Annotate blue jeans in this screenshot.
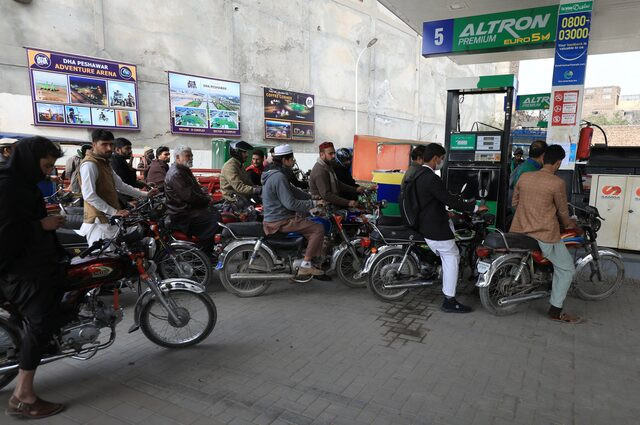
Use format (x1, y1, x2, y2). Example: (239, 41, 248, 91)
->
(537, 241, 575, 308)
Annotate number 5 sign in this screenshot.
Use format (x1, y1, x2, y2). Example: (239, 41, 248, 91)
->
(422, 19, 454, 56)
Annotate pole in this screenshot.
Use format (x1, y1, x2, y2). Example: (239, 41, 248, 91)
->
(354, 47, 367, 136)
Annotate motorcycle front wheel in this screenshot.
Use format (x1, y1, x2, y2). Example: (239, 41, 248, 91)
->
(0, 318, 20, 390)
(335, 245, 367, 288)
(140, 289, 216, 348)
(157, 245, 212, 287)
(219, 245, 273, 297)
(574, 252, 625, 301)
(367, 249, 417, 302)
(479, 258, 531, 316)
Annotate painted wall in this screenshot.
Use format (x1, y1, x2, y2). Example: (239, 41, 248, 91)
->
(0, 0, 502, 170)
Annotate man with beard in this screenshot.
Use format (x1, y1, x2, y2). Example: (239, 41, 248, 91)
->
(146, 146, 171, 189)
(245, 149, 264, 186)
(164, 145, 219, 252)
(0, 137, 66, 418)
(309, 141, 361, 207)
(79, 129, 155, 249)
(110, 137, 148, 205)
(220, 140, 261, 203)
(0, 138, 17, 168)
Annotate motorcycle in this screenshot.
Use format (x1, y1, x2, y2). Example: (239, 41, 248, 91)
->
(474, 204, 625, 315)
(0, 216, 217, 390)
(360, 211, 494, 302)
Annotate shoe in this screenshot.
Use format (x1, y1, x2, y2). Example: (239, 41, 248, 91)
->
(297, 266, 324, 276)
(441, 297, 473, 313)
(6, 396, 64, 419)
(548, 307, 582, 324)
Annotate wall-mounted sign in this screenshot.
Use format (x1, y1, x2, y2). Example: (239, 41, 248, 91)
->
(422, 5, 558, 57)
(516, 93, 551, 110)
(26, 48, 139, 130)
(263, 88, 314, 141)
(168, 71, 240, 136)
(550, 90, 579, 126)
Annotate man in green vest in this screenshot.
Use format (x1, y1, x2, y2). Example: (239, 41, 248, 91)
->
(78, 129, 155, 249)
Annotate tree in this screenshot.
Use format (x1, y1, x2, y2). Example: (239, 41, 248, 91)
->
(583, 111, 629, 126)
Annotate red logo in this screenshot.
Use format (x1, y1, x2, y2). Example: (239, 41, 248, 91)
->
(602, 186, 622, 196)
(636, 187, 640, 197)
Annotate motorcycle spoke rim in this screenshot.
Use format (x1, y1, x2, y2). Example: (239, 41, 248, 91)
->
(226, 250, 269, 291)
(371, 255, 412, 296)
(160, 250, 208, 283)
(576, 256, 622, 295)
(145, 293, 209, 344)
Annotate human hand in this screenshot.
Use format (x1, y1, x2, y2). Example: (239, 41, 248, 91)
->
(114, 209, 130, 217)
(315, 200, 327, 208)
(356, 186, 365, 194)
(477, 205, 489, 213)
(348, 200, 358, 208)
(146, 187, 159, 197)
(41, 215, 65, 230)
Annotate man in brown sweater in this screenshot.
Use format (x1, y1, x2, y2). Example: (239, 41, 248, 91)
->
(309, 142, 361, 207)
(511, 145, 581, 323)
(146, 146, 170, 189)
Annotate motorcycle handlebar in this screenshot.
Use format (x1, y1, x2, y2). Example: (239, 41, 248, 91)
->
(78, 240, 105, 258)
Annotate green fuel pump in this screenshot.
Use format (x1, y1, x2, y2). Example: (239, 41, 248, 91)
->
(442, 74, 516, 229)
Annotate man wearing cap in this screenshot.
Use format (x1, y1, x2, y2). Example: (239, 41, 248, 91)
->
(310, 142, 361, 208)
(220, 140, 261, 203)
(262, 144, 325, 276)
(0, 139, 17, 168)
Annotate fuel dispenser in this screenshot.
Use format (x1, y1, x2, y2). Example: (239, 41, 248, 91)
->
(442, 75, 516, 229)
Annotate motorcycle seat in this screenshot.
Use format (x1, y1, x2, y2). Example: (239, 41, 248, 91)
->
(265, 236, 306, 250)
(224, 222, 265, 238)
(371, 225, 424, 242)
(484, 232, 540, 251)
(56, 228, 87, 245)
(376, 215, 404, 226)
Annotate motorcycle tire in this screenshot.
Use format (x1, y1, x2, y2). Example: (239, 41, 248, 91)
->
(156, 246, 212, 288)
(573, 252, 625, 301)
(219, 245, 273, 297)
(139, 289, 216, 348)
(0, 317, 20, 390)
(335, 245, 367, 289)
(367, 249, 417, 302)
(478, 258, 531, 316)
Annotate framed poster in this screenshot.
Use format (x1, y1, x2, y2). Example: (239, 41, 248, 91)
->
(264, 87, 314, 141)
(168, 71, 241, 136)
(26, 48, 139, 130)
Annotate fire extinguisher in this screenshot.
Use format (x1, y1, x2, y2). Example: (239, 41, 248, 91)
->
(577, 121, 607, 161)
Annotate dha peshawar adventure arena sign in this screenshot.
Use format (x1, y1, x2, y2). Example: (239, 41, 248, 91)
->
(422, 5, 559, 56)
(26, 48, 139, 130)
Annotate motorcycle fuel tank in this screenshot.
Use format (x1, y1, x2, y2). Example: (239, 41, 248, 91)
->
(65, 255, 125, 289)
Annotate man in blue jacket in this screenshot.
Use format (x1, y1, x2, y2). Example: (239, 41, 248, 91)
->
(262, 144, 325, 277)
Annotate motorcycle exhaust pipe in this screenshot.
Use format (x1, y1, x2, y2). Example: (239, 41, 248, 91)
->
(382, 280, 436, 289)
(230, 273, 296, 280)
(497, 291, 549, 306)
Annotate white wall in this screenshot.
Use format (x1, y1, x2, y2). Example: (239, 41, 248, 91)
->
(0, 0, 503, 170)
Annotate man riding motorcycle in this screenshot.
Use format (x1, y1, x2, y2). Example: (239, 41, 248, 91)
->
(262, 144, 326, 277)
(220, 140, 261, 203)
(310, 142, 362, 208)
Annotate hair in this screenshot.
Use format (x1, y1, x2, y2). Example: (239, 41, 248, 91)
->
(114, 137, 132, 149)
(543, 144, 566, 165)
(529, 140, 547, 159)
(318, 141, 334, 152)
(253, 150, 265, 159)
(272, 153, 294, 166)
(80, 144, 92, 155)
(174, 145, 192, 158)
(423, 143, 446, 162)
(30, 136, 64, 160)
(269, 147, 275, 154)
(156, 146, 170, 157)
(411, 145, 426, 161)
(91, 129, 115, 143)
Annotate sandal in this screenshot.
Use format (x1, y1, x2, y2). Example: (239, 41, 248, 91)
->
(549, 312, 582, 324)
(6, 395, 64, 419)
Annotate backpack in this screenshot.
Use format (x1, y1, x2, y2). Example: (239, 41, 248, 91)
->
(400, 168, 428, 230)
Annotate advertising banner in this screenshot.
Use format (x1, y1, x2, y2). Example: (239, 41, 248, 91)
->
(168, 71, 240, 136)
(263, 88, 314, 141)
(26, 48, 139, 130)
(516, 93, 550, 110)
(422, 5, 558, 57)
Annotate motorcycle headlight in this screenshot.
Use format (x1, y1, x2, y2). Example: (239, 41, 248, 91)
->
(143, 237, 157, 259)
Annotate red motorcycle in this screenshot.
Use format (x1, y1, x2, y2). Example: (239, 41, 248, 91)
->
(0, 217, 217, 390)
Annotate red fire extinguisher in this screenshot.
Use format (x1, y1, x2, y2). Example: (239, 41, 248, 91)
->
(577, 121, 607, 161)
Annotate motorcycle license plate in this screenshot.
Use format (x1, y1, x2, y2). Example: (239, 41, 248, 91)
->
(476, 261, 491, 274)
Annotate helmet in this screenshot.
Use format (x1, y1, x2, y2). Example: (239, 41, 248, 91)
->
(335, 148, 352, 165)
(230, 140, 253, 160)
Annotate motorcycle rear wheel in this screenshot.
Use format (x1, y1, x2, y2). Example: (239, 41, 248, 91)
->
(157, 246, 212, 288)
(479, 258, 531, 316)
(336, 246, 367, 288)
(220, 245, 273, 297)
(140, 289, 216, 348)
(0, 318, 20, 390)
(367, 249, 417, 302)
(574, 253, 625, 301)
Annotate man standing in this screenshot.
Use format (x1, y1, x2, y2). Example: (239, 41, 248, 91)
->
(510, 140, 547, 190)
(401, 145, 426, 189)
(146, 146, 170, 189)
(64, 144, 91, 194)
(510, 147, 524, 172)
(246, 150, 265, 186)
(220, 140, 261, 202)
(164, 145, 219, 252)
(79, 129, 153, 248)
(111, 138, 147, 205)
(0, 138, 16, 167)
(310, 142, 361, 208)
(414, 143, 488, 313)
(0, 137, 66, 418)
(262, 144, 325, 276)
(511, 145, 581, 324)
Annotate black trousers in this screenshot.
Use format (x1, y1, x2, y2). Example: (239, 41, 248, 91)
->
(0, 271, 63, 370)
(172, 207, 220, 253)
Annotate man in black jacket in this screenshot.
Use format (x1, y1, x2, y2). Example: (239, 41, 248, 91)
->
(0, 137, 66, 418)
(110, 137, 147, 205)
(415, 143, 488, 313)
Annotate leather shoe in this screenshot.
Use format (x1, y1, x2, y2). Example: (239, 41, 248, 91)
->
(6, 395, 64, 419)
